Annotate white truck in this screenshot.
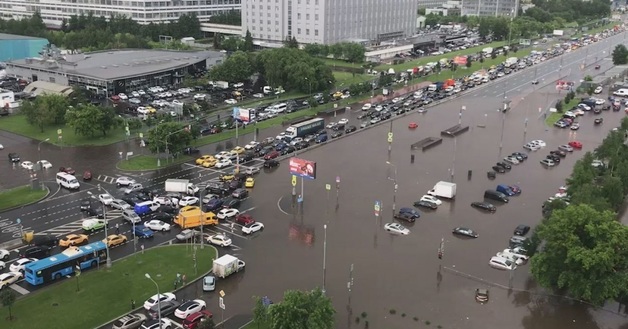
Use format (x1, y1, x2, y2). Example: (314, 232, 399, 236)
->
(427, 181, 457, 199)
(212, 254, 245, 278)
(505, 57, 518, 68)
(210, 81, 229, 89)
(165, 179, 199, 195)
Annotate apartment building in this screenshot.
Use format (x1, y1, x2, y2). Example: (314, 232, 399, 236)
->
(461, 0, 519, 17)
(0, 0, 242, 26)
(242, 0, 418, 45)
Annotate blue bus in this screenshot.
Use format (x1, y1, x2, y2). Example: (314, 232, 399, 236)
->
(24, 241, 107, 286)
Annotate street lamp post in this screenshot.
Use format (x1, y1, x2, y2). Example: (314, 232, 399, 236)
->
(87, 185, 112, 268)
(145, 273, 162, 326)
(322, 224, 327, 294)
(38, 138, 50, 163)
(386, 161, 398, 217)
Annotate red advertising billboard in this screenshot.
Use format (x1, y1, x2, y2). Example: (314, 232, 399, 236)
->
(453, 56, 467, 65)
(289, 157, 317, 179)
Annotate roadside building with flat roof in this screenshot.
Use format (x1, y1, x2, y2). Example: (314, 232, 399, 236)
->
(0, 33, 49, 62)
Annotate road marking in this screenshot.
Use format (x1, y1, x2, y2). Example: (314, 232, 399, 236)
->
(276, 196, 290, 215)
(10, 284, 30, 295)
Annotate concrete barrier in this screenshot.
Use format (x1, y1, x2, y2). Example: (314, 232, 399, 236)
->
(411, 137, 443, 151)
(440, 124, 470, 137)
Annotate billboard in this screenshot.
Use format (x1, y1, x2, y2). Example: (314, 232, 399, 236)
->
(453, 56, 467, 65)
(289, 157, 317, 179)
(232, 107, 253, 122)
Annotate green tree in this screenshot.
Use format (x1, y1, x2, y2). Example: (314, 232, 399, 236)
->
(64, 104, 101, 137)
(0, 288, 16, 320)
(213, 33, 223, 49)
(268, 288, 335, 329)
(465, 58, 472, 68)
(329, 43, 344, 59)
(220, 37, 243, 52)
(304, 43, 322, 57)
(243, 30, 254, 52)
(196, 318, 216, 329)
(344, 43, 365, 63)
(478, 18, 492, 38)
(252, 296, 271, 327)
(176, 13, 201, 39)
(20, 94, 68, 132)
(530, 204, 628, 305)
(612, 44, 628, 65)
(146, 122, 193, 157)
(209, 51, 253, 83)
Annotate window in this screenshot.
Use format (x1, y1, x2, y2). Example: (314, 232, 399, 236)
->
(315, 29, 318, 36)
(306, 29, 309, 35)
(306, 14, 309, 20)
(297, 28, 301, 34)
(315, 0, 318, 4)
(297, 13, 300, 19)
(315, 14, 318, 20)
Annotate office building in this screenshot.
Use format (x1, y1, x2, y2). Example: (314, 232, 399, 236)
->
(0, 0, 242, 26)
(242, 0, 418, 45)
(461, 0, 519, 17)
(418, 0, 449, 8)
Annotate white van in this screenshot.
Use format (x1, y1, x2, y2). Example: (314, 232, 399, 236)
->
(56, 172, 80, 190)
(272, 103, 287, 113)
(613, 88, 628, 97)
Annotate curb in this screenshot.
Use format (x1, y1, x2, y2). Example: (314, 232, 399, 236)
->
(96, 244, 219, 329)
(0, 184, 51, 213)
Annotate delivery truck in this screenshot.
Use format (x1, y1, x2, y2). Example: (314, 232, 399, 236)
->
(165, 179, 199, 195)
(174, 208, 218, 229)
(427, 181, 457, 199)
(22, 231, 59, 248)
(212, 254, 246, 278)
(285, 118, 325, 139)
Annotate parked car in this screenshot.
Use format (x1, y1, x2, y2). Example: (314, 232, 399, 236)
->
(452, 227, 479, 238)
(384, 223, 410, 235)
(471, 201, 496, 212)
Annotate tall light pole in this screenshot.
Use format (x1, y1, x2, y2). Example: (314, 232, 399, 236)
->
(498, 100, 510, 160)
(145, 273, 162, 326)
(322, 224, 327, 294)
(87, 185, 111, 268)
(38, 138, 50, 163)
(386, 161, 398, 217)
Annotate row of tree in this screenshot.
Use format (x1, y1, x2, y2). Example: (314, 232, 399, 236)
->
(0, 12, 201, 51)
(252, 288, 335, 329)
(530, 117, 628, 305)
(209, 48, 335, 93)
(303, 42, 366, 63)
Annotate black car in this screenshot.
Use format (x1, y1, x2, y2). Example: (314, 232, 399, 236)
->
(85, 207, 104, 219)
(331, 131, 343, 139)
(20, 245, 52, 259)
(413, 200, 438, 209)
(511, 152, 528, 161)
(228, 179, 243, 190)
(258, 146, 275, 157)
(546, 154, 561, 163)
(80, 199, 92, 211)
(221, 196, 241, 209)
(345, 125, 357, 133)
(281, 145, 296, 155)
(332, 123, 345, 131)
(183, 147, 200, 155)
(398, 207, 420, 218)
(496, 162, 511, 170)
(232, 188, 249, 199)
(157, 205, 178, 215)
(491, 165, 506, 173)
(471, 201, 496, 212)
(240, 152, 255, 163)
(121, 197, 141, 207)
(294, 141, 310, 150)
(147, 212, 174, 223)
(514, 224, 530, 236)
(264, 159, 280, 168)
(550, 150, 567, 158)
(393, 211, 416, 223)
(8, 153, 20, 162)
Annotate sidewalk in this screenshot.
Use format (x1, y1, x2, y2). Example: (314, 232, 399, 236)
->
(219, 314, 253, 329)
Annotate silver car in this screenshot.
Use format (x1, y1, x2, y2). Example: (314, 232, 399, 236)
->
(110, 199, 131, 210)
(112, 313, 147, 329)
(202, 275, 216, 292)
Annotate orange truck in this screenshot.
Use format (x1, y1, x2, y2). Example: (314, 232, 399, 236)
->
(174, 207, 218, 229)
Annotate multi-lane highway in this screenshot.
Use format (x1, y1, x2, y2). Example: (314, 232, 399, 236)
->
(1, 27, 627, 329)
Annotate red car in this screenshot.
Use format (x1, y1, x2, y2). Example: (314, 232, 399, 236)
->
(83, 170, 92, 181)
(183, 310, 213, 329)
(59, 167, 76, 175)
(408, 122, 418, 129)
(263, 150, 279, 160)
(235, 214, 255, 226)
(568, 141, 583, 149)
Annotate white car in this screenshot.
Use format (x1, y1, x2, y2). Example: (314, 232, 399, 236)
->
(594, 98, 605, 105)
(531, 140, 546, 147)
(392, 97, 401, 103)
(214, 159, 232, 169)
(523, 143, 540, 151)
(20, 161, 34, 170)
(118, 93, 128, 100)
(224, 99, 237, 104)
(338, 118, 349, 125)
(289, 137, 303, 146)
(0, 249, 9, 261)
(144, 220, 171, 232)
(252, 93, 264, 98)
(489, 256, 517, 270)
(503, 156, 520, 165)
(10, 258, 37, 272)
(217, 208, 239, 220)
(496, 251, 525, 266)
(326, 122, 337, 129)
(179, 196, 199, 207)
(577, 103, 591, 111)
(503, 248, 530, 262)
(207, 234, 232, 247)
(172, 100, 183, 106)
(96, 194, 113, 205)
(594, 86, 603, 94)
(153, 196, 175, 206)
(116, 176, 136, 187)
(193, 94, 207, 100)
(124, 183, 144, 194)
(174, 299, 207, 319)
(37, 160, 53, 169)
(110, 199, 131, 210)
(242, 222, 265, 235)
(558, 144, 574, 152)
(142, 318, 172, 329)
(137, 107, 150, 115)
(214, 151, 230, 160)
(384, 223, 410, 235)
(361, 103, 372, 111)
(540, 159, 556, 167)
(143, 292, 177, 310)
(0, 143, 3, 149)
(420, 195, 442, 206)
(244, 141, 260, 150)
(0, 272, 23, 289)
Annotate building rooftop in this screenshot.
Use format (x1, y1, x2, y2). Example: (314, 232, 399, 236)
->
(8, 49, 224, 81)
(0, 33, 47, 41)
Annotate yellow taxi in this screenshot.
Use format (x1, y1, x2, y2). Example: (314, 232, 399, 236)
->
(232, 146, 245, 154)
(332, 91, 343, 99)
(202, 158, 217, 168)
(245, 177, 255, 188)
(220, 174, 235, 181)
(196, 155, 214, 165)
(146, 106, 157, 114)
(103, 234, 127, 247)
(59, 234, 89, 247)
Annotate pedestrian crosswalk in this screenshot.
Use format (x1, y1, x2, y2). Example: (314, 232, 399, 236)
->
(96, 174, 117, 184)
(41, 210, 124, 236)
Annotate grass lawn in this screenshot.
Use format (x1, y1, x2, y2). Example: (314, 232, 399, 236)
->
(0, 185, 47, 211)
(0, 245, 216, 329)
(575, 21, 618, 37)
(322, 58, 365, 69)
(375, 41, 507, 72)
(117, 155, 193, 171)
(333, 71, 374, 87)
(0, 115, 137, 146)
(241, 321, 271, 329)
(544, 98, 580, 126)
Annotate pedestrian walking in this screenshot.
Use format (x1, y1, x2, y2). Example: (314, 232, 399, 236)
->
(131, 299, 135, 310)
(115, 223, 120, 234)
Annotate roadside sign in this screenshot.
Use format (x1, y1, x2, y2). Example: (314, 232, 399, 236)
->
(219, 297, 225, 310)
(219, 290, 225, 297)
(325, 184, 331, 191)
(387, 132, 393, 143)
(57, 129, 62, 135)
(374, 201, 381, 216)
(297, 195, 303, 203)
(291, 175, 297, 187)
(16, 218, 21, 224)
(336, 176, 340, 183)
(139, 133, 144, 139)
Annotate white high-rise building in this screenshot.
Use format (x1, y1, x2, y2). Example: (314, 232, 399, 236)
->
(0, 0, 242, 26)
(242, 0, 418, 45)
(461, 0, 519, 17)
